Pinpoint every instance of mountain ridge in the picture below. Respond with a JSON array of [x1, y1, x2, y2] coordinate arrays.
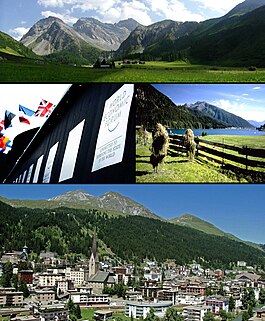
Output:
[[0, 199, 264, 267], [185, 101, 254, 128], [0, 191, 263, 252]]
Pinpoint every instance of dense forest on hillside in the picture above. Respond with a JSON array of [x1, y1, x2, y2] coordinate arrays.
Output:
[[135, 85, 227, 129], [0, 201, 264, 268]]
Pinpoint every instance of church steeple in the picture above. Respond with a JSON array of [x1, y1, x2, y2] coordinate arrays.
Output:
[[89, 229, 99, 277]]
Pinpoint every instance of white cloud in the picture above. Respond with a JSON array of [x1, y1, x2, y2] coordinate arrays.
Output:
[[9, 27, 30, 41], [212, 99, 265, 122], [41, 10, 78, 24], [71, 0, 117, 13], [38, 0, 66, 7], [148, 0, 204, 21], [242, 93, 248, 96], [101, 0, 152, 25], [253, 87, 261, 90], [193, 0, 242, 15]]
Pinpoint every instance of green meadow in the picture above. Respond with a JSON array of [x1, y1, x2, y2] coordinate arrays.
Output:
[[136, 135, 265, 183], [1, 59, 265, 82]]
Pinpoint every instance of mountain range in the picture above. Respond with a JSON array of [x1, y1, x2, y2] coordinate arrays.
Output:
[[135, 85, 253, 129], [116, 0, 265, 66], [1, 0, 265, 66], [0, 190, 263, 251], [19, 16, 140, 59], [0, 190, 264, 267]]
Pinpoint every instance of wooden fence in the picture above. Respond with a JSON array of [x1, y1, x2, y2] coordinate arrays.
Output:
[[168, 134, 265, 173]]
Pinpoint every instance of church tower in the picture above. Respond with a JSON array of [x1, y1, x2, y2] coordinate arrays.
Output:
[[89, 229, 100, 277]]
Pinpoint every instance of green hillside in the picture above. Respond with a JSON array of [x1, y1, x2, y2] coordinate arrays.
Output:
[[0, 31, 39, 60], [0, 196, 126, 218], [0, 200, 264, 268], [136, 85, 227, 129], [170, 214, 262, 250], [140, 5, 265, 67]]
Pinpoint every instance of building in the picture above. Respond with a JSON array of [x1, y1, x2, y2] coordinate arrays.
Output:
[[1, 252, 19, 264], [4, 84, 135, 184], [249, 306, 265, 321], [33, 289, 56, 304], [86, 271, 115, 294], [33, 303, 68, 321], [0, 289, 24, 307], [141, 280, 161, 299], [206, 295, 229, 314], [183, 305, 210, 321], [125, 300, 172, 319], [70, 291, 109, 307], [94, 310, 113, 321], [65, 268, 85, 286], [38, 273, 64, 287], [18, 270, 34, 285]]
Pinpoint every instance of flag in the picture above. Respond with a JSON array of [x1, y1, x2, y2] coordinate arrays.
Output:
[[0, 119, 4, 132], [34, 99, 55, 117], [0, 134, 12, 153], [4, 110, 16, 129], [19, 105, 34, 124]]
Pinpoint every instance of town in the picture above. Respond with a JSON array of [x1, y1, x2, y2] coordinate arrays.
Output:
[[0, 232, 264, 321]]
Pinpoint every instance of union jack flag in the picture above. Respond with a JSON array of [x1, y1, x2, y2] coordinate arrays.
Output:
[[34, 99, 55, 117]]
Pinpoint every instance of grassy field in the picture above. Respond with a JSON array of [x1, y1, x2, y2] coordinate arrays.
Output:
[[202, 135, 265, 149], [136, 135, 265, 183], [136, 145, 243, 183], [1, 60, 265, 82]]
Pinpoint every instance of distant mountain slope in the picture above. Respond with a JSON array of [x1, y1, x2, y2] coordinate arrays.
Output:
[[136, 85, 228, 129], [170, 214, 262, 250], [20, 16, 101, 64], [0, 200, 264, 267], [116, 20, 199, 58], [223, 0, 265, 18], [185, 101, 254, 128], [73, 17, 141, 51], [248, 120, 265, 127], [0, 190, 160, 220], [116, 0, 265, 67], [0, 31, 39, 59]]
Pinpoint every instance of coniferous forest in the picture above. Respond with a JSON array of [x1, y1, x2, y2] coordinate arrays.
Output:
[[0, 200, 264, 269]]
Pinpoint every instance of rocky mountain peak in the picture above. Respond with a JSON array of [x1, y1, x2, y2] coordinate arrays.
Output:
[[48, 190, 93, 202]]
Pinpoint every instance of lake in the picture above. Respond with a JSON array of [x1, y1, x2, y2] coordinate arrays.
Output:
[[169, 128, 265, 136]]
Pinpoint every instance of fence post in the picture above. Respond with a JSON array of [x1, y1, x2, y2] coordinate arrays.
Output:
[[222, 138, 224, 166], [245, 146, 248, 171]]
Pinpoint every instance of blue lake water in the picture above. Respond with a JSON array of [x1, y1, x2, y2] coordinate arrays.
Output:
[[169, 128, 265, 136]]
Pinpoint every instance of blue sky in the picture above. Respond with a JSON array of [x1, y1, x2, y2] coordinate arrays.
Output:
[[0, 184, 264, 244], [153, 84, 265, 122], [1, 0, 245, 40]]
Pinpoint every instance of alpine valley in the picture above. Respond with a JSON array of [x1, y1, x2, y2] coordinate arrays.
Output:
[[135, 85, 254, 129], [1, 0, 265, 66], [0, 190, 264, 268]]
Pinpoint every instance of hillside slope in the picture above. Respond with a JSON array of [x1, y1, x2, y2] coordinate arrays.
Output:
[[0, 190, 160, 220], [0, 200, 264, 267], [0, 31, 39, 59], [136, 85, 229, 129]]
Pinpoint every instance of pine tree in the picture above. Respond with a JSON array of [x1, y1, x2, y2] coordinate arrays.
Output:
[[228, 296, 235, 312]]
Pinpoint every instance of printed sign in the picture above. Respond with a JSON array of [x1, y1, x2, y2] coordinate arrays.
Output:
[[92, 84, 133, 172], [43, 142, 59, 183], [59, 119, 85, 182]]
